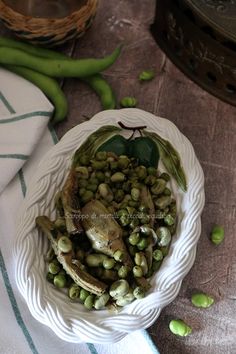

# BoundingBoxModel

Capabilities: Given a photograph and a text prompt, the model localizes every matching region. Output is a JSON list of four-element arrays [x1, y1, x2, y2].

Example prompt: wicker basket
[[0, 0, 98, 47]]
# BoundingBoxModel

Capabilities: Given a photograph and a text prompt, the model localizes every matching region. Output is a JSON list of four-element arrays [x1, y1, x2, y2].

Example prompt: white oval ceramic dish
[[14, 109, 205, 344]]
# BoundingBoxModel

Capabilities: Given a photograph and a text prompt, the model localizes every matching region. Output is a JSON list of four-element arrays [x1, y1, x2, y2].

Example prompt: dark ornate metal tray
[[151, 0, 236, 106]]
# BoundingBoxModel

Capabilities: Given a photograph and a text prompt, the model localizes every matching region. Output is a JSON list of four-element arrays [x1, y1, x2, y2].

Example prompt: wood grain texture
[[1, 1, 235, 353]]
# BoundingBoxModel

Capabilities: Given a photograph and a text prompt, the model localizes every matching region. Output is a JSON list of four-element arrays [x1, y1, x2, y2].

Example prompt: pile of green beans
[[46, 150, 177, 311], [0, 36, 120, 124]]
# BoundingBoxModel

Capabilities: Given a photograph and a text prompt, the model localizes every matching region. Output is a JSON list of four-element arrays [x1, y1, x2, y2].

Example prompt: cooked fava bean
[[133, 286, 145, 299], [109, 279, 130, 299], [111, 172, 126, 182], [54, 274, 67, 288], [116, 292, 135, 306], [118, 265, 129, 279], [129, 232, 140, 246], [86, 254, 108, 267], [48, 262, 60, 275], [94, 293, 110, 310], [154, 196, 172, 209], [151, 179, 166, 195], [157, 227, 171, 247], [153, 249, 163, 261], [133, 265, 143, 277], [68, 284, 80, 299], [84, 294, 95, 310], [79, 289, 90, 302], [131, 187, 140, 201], [114, 250, 125, 262], [103, 258, 116, 270], [57, 236, 72, 253]]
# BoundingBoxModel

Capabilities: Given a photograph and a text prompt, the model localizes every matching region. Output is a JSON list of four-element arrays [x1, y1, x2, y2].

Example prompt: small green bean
[[139, 70, 155, 82], [160, 172, 171, 182], [137, 238, 149, 250], [48, 262, 60, 275], [57, 236, 72, 253], [191, 293, 214, 308], [129, 232, 140, 246], [133, 286, 146, 299], [46, 272, 54, 283], [68, 284, 80, 300], [118, 265, 129, 279], [157, 227, 171, 247], [116, 292, 135, 306], [151, 179, 166, 195], [114, 250, 125, 262], [98, 183, 113, 202], [81, 190, 94, 204], [109, 279, 130, 299], [164, 214, 175, 226], [135, 166, 147, 180], [131, 187, 140, 201], [133, 265, 143, 277], [153, 249, 163, 261], [111, 172, 126, 182], [79, 289, 90, 302], [129, 218, 139, 229], [169, 319, 192, 337], [86, 254, 108, 267], [120, 96, 137, 108], [210, 225, 224, 245], [94, 293, 110, 310], [154, 196, 172, 209], [118, 156, 130, 169], [103, 258, 116, 270], [84, 294, 95, 310], [53, 274, 67, 288]]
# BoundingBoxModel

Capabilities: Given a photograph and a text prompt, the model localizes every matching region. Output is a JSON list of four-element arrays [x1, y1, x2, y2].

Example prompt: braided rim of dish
[[14, 108, 205, 344]]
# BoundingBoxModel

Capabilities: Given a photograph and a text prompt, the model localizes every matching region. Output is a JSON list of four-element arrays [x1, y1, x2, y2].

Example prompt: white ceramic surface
[[14, 109, 205, 344]]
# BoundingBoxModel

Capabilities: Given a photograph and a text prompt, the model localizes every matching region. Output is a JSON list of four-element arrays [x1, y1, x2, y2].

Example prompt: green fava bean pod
[[5, 65, 68, 125], [169, 319, 192, 337], [210, 225, 224, 245], [191, 293, 214, 308], [82, 74, 116, 110], [0, 46, 122, 78]]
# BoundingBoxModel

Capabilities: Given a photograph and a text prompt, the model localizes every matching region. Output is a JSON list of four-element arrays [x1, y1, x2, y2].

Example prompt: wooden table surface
[[1, 1, 236, 353]]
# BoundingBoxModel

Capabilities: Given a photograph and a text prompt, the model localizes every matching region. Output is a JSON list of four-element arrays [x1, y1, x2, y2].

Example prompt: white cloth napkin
[[0, 68, 160, 354]]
